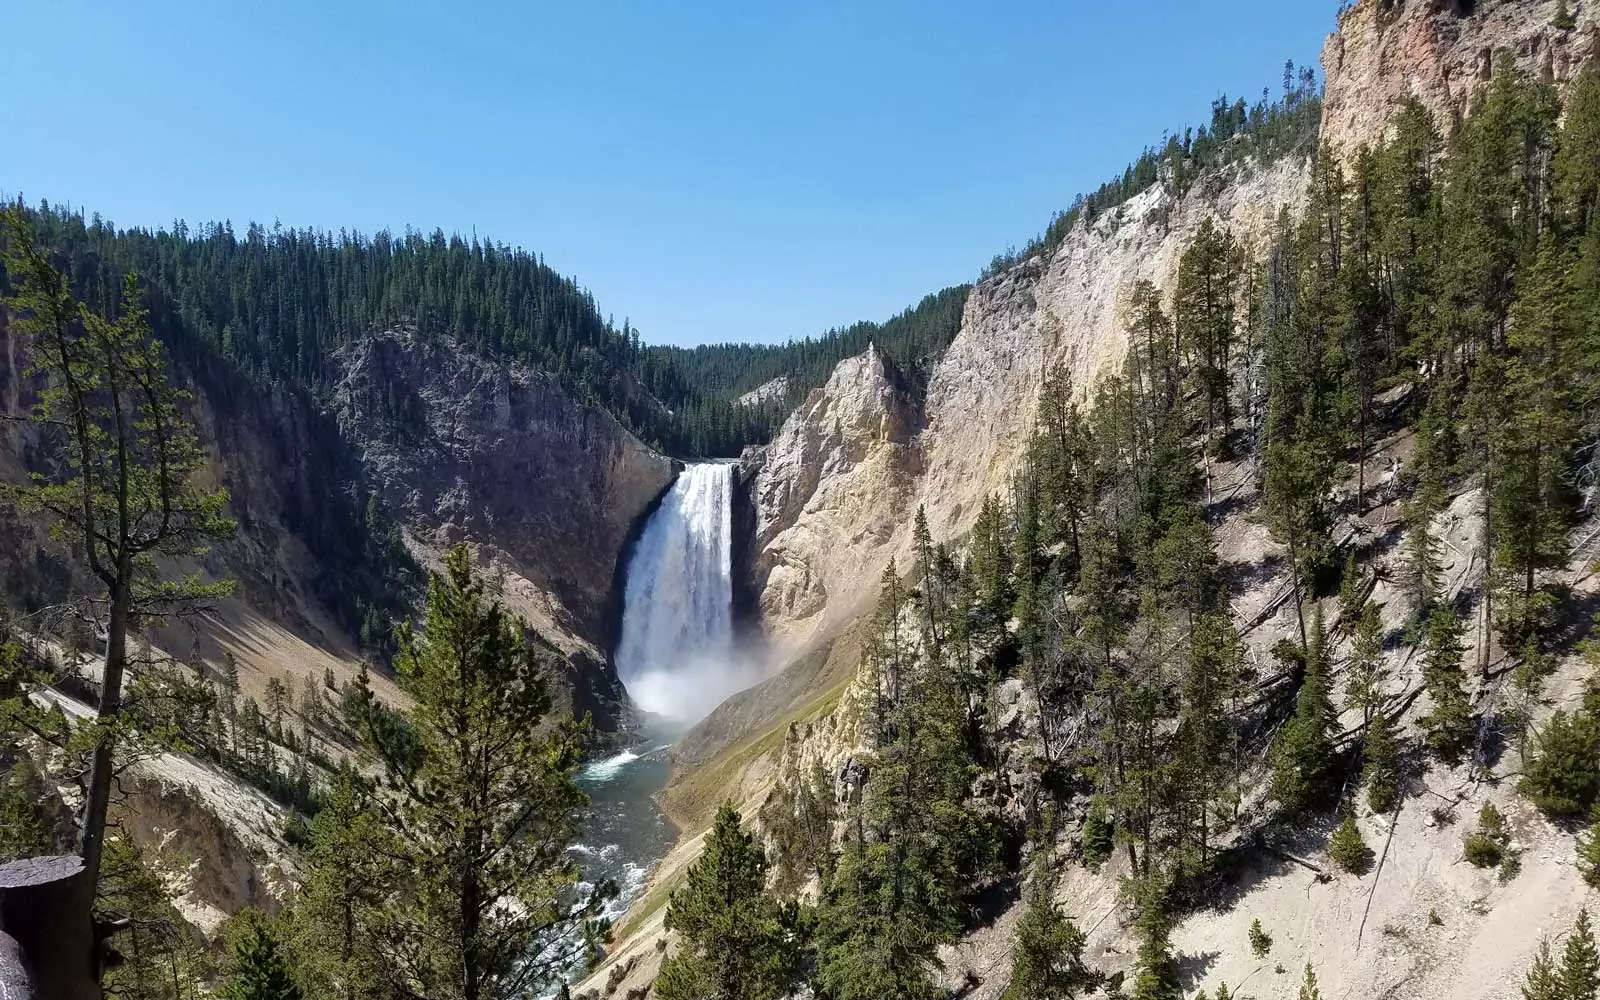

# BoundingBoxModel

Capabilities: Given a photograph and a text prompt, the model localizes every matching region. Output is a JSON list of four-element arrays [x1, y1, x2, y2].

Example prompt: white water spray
[[617, 463, 759, 723]]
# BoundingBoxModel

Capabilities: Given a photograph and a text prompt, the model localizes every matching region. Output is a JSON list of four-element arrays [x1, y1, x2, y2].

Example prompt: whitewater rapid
[[616, 462, 755, 722]]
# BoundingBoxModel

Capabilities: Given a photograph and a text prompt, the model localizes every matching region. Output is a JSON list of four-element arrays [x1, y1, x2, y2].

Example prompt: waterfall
[[617, 462, 750, 723]]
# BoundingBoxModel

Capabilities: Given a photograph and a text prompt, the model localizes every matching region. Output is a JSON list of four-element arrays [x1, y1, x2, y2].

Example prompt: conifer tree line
[[4, 45, 1600, 1000], [0, 61, 1326, 464], [0, 201, 968, 459], [983, 60, 1323, 278], [662, 55, 1600, 1000], [0, 209, 606, 1000]]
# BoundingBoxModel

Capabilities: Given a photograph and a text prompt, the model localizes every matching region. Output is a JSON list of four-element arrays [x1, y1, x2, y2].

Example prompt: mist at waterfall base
[[615, 462, 768, 724], [558, 464, 768, 989]]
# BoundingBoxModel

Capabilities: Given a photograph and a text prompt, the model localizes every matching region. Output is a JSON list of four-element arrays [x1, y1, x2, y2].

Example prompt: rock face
[[1, 318, 673, 732], [739, 0, 1600, 672], [330, 330, 675, 653], [741, 160, 1308, 659], [745, 344, 921, 648], [1322, 0, 1599, 156]]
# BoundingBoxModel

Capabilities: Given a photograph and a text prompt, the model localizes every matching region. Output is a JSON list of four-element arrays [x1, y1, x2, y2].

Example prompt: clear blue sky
[[4, 1, 1336, 346]]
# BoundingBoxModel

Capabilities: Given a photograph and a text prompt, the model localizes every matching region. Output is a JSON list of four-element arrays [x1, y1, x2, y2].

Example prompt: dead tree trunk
[[0, 855, 101, 1000]]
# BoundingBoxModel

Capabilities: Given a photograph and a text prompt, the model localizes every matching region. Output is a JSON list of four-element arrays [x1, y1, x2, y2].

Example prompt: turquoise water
[[571, 736, 678, 932]]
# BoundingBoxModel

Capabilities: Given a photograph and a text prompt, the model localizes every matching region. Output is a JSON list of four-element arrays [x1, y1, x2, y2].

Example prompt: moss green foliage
[[1522, 939, 1564, 1000], [1527, 909, 1600, 1000], [1128, 897, 1182, 1000], [222, 919, 303, 1000], [0, 754, 52, 861], [985, 62, 1322, 277], [1329, 814, 1373, 875], [656, 804, 796, 1000], [1420, 607, 1474, 762], [812, 561, 986, 1000], [99, 836, 214, 1000], [1271, 628, 1336, 814], [1578, 803, 1600, 889], [1081, 796, 1115, 870], [1363, 711, 1403, 815], [1519, 708, 1600, 817], [287, 771, 394, 1000], [1554, 0, 1577, 31], [1297, 963, 1324, 1000], [2, 208, 236, 886], [1463, 802, 1509, 869], [1563, 909, 1600, 1000], [1003, 857, 1097, 1000], [1249, 918, 1273, 958], [759, 757, 838, 899], [348, 544, 607, 1000]]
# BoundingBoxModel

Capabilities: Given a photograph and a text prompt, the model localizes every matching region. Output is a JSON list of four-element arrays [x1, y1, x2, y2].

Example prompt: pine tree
[[1518, 708, 1600, 818], [1329, 813, 1373, 875], [1494, 233, 1578, 648], [1563, 909, 1599, 1000], [1363, 711, 1403, 815], [1, 210, 235, 890], [266, 676, 288, 741], [1297, 963, 1323, 1000], [99, 835, 208, 1000], [815, 559, 979, 1000], [223, 920, 304, 1000], [291, 771, 394, 1000], [361, 544, 606, 1000], [1523, 939, 1564, 1000], [1004, 857, 1096, 1000], [1174, 217, 1241, 450], [222, 652, 241, 725], [0, 758, 52, 860], [1578, 802, 1600, 889], [1271, 624, 1336, 813], [1248, 918, 1272, 958], [1420, 606, 1474, 762], [1128, 897, 1182, 1000], [656, 804, 795, 1000], [1346, 602, 1387, 730]]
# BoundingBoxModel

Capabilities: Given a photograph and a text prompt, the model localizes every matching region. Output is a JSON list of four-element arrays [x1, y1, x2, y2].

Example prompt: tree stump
[[0, 855, 100, 1000]]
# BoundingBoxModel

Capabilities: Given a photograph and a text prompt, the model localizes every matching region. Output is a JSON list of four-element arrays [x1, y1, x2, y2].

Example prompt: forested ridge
[[5, 23, 1600, 1000], [1, 61, 1321, 463], [679, 53, 1600, 1000]]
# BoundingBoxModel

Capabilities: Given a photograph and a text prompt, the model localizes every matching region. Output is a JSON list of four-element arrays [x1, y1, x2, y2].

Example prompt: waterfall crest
[[617, 463, 747, 722]]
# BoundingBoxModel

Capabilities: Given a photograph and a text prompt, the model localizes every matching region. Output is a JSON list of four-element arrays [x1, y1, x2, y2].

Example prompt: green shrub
[[1329, 814, 1374, 875], [1519, 710, 1600, 818], [1080, 796, 1114, 870], [1249, 918, 1272, 958], [1464, 802, 1508, 869], [1578, 803, 1600, 889]]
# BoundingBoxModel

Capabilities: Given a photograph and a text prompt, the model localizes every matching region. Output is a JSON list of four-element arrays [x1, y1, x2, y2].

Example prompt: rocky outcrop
[[1322, 0, 1599, 156], [744, 344, 922, 649], [738, 0, 1600, 679], [737, 159, 1308, 661], [2, 317, 672, 733], [330, 330, 675, 654]]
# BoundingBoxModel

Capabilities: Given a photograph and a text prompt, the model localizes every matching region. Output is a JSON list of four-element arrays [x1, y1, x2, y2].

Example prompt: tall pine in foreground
[[1004, 856, 1096, 1000], [356, 544, 608, 1000], [655, 803, 795, 1000], [1, 210, 235, 890], [223, 921, 303, 1000]]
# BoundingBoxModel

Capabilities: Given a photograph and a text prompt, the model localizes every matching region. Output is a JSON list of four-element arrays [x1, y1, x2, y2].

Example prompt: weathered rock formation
[[746, 344, 921, 648], [1322, 0, 1599, 156], [0, 318, 673, 732], [330, 330, 675, 656]]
